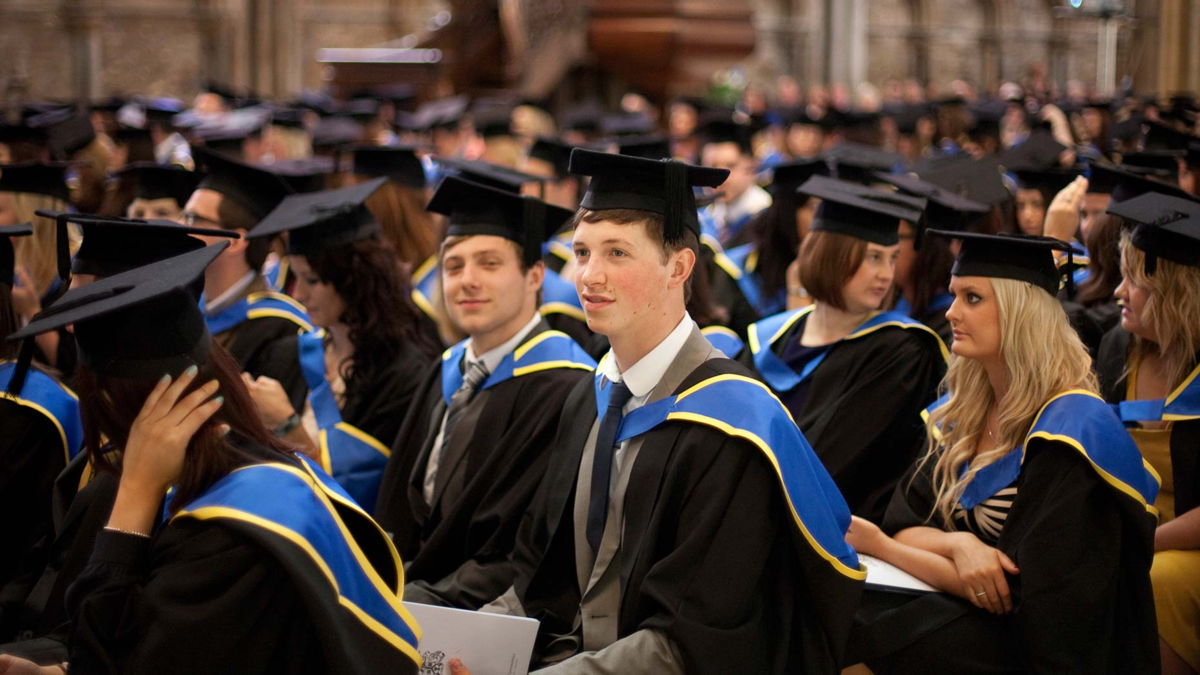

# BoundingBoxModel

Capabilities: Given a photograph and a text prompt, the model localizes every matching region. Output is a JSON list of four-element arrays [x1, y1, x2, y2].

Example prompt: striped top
[[953, 478, 1018, 546]]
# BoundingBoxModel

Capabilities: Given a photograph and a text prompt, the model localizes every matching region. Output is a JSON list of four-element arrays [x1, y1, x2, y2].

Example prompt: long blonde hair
[[7, 192, 76, 297], [920, 277, 1098, 525], [1120, 234, 1200, 391]]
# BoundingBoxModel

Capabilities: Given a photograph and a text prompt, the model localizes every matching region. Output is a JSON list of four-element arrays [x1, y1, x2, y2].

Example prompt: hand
[[449, 659, 471, 675], [1043, 176, 1088, 244], [10, 267, 41, 318], [122, 366, 223, 497], [845, 516, 888, 557], [948, 532, 1019, 615], [0, 655, 62, 675], [241, 373, 295, 429]]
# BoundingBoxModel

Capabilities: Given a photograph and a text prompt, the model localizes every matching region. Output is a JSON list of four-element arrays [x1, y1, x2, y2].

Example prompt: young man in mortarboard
[[373, 175, 596, 610], [698, 118, 771, 248], [454, 149, 865, 675]]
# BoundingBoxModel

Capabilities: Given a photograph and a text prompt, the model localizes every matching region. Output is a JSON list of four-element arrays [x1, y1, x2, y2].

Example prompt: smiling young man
[[374, 175, 596, 609], [456, 149, 865, 675]]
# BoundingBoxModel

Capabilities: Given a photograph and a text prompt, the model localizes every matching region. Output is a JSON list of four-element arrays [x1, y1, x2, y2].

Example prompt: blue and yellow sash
[[749, 306, 949, 393], [205, 291, 312, 335], [924, 391, 1159, 513], [298, 331, 390, 513], [0, 361, 83, 464], [262, 256, 291, 293], [410, 255, 440, 322], [592, 367, 865, 581], [172, 455, 422, 668], [539, 268, 586, 323], [725, 243, 787, 317], [541, 231, 574, 266], [1115, 362, 1200, 424], [699, 232, 746, 284], [441, 330, 596, 404], [700, 325, 745, 358]]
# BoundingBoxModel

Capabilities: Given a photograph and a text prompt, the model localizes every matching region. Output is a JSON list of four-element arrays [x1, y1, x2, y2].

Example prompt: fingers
[[449, 658, 471, 675], [154, 365, 200, 418], [178, 394, 225, 438], [998, 551, 1020, 575], [137, 373, 174, 421], [164, 378, 221, 426]]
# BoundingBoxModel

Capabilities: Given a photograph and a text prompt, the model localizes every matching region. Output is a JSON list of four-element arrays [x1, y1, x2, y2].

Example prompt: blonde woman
[[845, 230, 1160, 674], [1097, 193, 1200, 675]]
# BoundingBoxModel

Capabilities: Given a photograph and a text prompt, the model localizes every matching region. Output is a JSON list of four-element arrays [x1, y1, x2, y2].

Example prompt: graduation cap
[[192, 148, 294, 220], [37, 210, 238, 280], [89, 96, 128, 114], [0, 122, 45, 147], [311, 117, 366, 150], [269, 157, 335, 194], [1107, 193, 1200, 274], [7, 241, 229, 387], [292, 91, 337, 116], [892, 105, 932, 136], [437, 158, 547, 194], [1121, 151, 1181, 180], [785, 107, 832, 129], [472, 105, 514, 139], [998, 129, 1068, 172], [799, 175, 927, 246], [873, 171, 989, 233], [132, 96, 186, 125], [247, 177, 386, 256], [823, 142, 902, 184], [338, 98, 382, 123], [426, 175, 573, 266], [269, 107, 310, 130], [569, 148, 728, 242], [617, 134, 672, 160], [0, 161, 74, 202], [1010, 166, 1083, 195], [111, 162, 204, 206], [191, 116, 266, 156], [527, 137, 578, 180], [414, 95, 470, 132], [1088, 164, 1194, 203], [1111, 115, 1145, 142], [700, 116, 754, 155], [600, 113, 656, 137], [1142, 120, 1193, 153], [561, 101, 605, 135], [770, 158, 830, 199], [1, 222, 33, 288], [26, 107, 95, 159], [927, 230, 1073, 296], [352, 145, 425, 188], [918, 156, 1012, 207]]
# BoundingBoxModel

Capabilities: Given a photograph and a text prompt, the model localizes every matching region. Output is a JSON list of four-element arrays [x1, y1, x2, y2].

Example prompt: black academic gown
[[703, 244, 759, 338], [0, 452, 116, 664], [64, 440, 418, 675], [375, 323, 592, 609], [0, 401, 65, 592], [849, 437, 1159, 674], [541, 312, 609, 361], [213, 281, 309, 414], [1062, 299, 1121, 358], [510, 359, 863, 675], [739, 314, 946, 523], [1098, 327, 1200, 516]]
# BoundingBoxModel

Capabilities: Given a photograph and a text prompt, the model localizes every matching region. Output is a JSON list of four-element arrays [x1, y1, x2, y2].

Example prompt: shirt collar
[[204, 270, 257, 315], [601, 312, 693, 399], [465, 312, 543, 373], [725, 184, 773, 221]]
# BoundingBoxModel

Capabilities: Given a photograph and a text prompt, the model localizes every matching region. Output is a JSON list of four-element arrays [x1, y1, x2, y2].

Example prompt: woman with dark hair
[[351, 145, 440, 267], [243, 179, 439, 512], [740, 177, 947, 524], [0, 243, 420, 675]]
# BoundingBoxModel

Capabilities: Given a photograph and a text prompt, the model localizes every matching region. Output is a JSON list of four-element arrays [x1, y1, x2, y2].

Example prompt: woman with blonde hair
[[845, 230, 1160, 674], [1096, 193, 1200, 675]]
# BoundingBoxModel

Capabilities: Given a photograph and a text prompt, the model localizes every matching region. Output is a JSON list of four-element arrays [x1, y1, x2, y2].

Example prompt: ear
[[666, 246, 696, 292], [224, 229, 250, 257], [527, 260, 545, 294]]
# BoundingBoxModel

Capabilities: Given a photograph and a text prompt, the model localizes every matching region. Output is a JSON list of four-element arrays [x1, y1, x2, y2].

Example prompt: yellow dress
[[1128, 372, 1200, 671]]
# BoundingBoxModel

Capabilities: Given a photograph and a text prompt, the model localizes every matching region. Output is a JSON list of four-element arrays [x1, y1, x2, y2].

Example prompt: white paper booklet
[[857, 553, 940, 594], [403, 601, 540, 675]]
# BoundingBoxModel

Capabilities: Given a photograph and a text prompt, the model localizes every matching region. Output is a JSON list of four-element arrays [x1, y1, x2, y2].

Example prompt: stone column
[[824, 0, 868, 87], [1155, 0, 1195, 95]]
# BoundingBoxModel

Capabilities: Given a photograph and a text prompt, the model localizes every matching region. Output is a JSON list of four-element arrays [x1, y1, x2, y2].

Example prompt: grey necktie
[[423, 360, 490, 504]]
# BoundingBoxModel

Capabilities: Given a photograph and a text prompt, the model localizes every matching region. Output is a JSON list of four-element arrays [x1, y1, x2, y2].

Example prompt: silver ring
[[975, 590, 987, 597]]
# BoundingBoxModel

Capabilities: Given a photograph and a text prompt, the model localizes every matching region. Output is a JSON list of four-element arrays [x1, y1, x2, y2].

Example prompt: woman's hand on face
[[845, 515, 888, 557], [1043, 176, 1088, 244], [10, 267, 41, 318], [121, 366, 223, 497], [948, 532, 1019, 615], [241, 373, 295, 429]]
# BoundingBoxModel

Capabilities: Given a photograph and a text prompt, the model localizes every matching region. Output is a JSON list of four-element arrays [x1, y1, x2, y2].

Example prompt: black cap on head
[[410, 96, 470, 132], [569, 148, 728, 242], [112, 162, 204, 206], [0, 162, 74, 202], [1107, 192, 1200, 274], [26, 107, 96, 159], [873, 171, 989, 232], [799, 175, 927, 246], [998, 129, 1068, 172], [1121, 151, 1182, 180], [190, 114, 266, 157], [8, 242, 229, 383], [426, 175, 573, 266], [561, 101, 605, 134], [823, 143, 902, 184], [527, 138, 577, 180], [700, 117, 753, 155], [269, 107, 309, 130], [1011, 166, 1083, 194], [929, 229, 1072, 295], [1089, 163, 1193, 203], [311, 117, 366, 150], [617, 134, 672, 160], [1, 223, 33, 288], [472, 104, 514, 139], [438, 158, 547, 194], [770, 158, 830, 200], [352, 145, 426, 188], [600, 113, 656, 138], [247, 178, 385, 255], [918, 156, 1012, 207], [192, 148, 295, 220], [1142, 120, 1193, 153], [269, 157, 335, 194]]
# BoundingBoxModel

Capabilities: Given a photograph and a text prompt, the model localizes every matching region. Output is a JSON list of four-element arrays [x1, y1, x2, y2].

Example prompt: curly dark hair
[[305, 235, 439, 392]]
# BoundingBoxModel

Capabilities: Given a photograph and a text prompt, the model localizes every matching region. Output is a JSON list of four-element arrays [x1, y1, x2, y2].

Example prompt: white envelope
[[858, 553, 940, 595], [404, 602, 540, 675]]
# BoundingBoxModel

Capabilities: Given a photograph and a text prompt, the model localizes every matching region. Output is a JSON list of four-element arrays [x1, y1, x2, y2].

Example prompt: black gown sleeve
[[0, 403, 66, 591], [880, 451, 942, 536], [66, 523, 326, 675]]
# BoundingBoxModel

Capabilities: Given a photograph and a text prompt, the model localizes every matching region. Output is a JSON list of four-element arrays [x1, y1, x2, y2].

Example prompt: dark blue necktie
[[586, 380, 634, 554]]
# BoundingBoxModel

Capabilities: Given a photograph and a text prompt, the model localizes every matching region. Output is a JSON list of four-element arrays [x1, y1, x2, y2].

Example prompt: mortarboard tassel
[[662, 159, 688, 243], [5, 336, 37, 396], [522, 196, 547, 267]]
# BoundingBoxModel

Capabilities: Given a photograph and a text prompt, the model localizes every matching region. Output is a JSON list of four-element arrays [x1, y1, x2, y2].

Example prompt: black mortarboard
[[799, 175, 927, 246], [823, 142, 902, 184], [472, 105, 514, 139], [269, 157, 335, 194], [269, 107, 310, 130], [438, 158, 547, 194], [1107, 193, 1200, 274], [770, 159, 830, 199], [1089, 164, 1193, 203], [0, 123, 45, 147], [414, 96, 470, 132], [1121, 151, 1181, 180], [700, 117, 753, 155], [0, 161, 73, 201], [929, 230, 1072, 295], [191, 116, 266, 156], [1, 223, 33, 288], [569, 148, 728, 242], [617, 134, 672, 160], [131, 96, 186, 125], [38, 210, 237, 280], [561, 101, 605, 134], [111, 162, 204, 206], [90, 96, 127, 114], [26, 107, 95, 159], [998, 129, 1068, 172], [874, 171, 989, 232], [311, 117, 366, 150], [893, 104, 932, 136], [527, 137, 577, 179], [918, 156, 1012, 206], [785, 107, 831, 129], [339, 98, 382, 123], [1111, 115, 1144, 142], [292, 91, 337, 116], [426, 175, 573, 266], [247, 178, 385, 255], [192, 148, 294, 220], [1142, 120, 1193, 153], [8, 242, 229, 387], [1011, 166, 1083, 194], [600, 113, 656, 137], [352, 145, 426, 188]]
